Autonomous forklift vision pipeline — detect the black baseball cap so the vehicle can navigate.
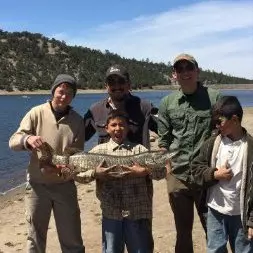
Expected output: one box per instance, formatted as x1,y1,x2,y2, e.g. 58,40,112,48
105,64,130,81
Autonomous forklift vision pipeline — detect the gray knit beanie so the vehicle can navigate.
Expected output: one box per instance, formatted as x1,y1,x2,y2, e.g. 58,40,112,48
51,74,77,97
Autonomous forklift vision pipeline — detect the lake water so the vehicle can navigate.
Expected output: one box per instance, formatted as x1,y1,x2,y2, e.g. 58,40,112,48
1,89,253,193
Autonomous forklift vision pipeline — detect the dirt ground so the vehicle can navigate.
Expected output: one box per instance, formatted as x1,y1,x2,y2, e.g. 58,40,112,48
0,108,252,253
0,180,206,253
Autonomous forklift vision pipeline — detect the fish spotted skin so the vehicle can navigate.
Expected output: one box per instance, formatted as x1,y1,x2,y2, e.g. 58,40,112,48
39,142,174,173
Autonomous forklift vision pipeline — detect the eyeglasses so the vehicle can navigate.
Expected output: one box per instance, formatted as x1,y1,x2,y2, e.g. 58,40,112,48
174,64,196,73
214,116,228,126
106,77,126,85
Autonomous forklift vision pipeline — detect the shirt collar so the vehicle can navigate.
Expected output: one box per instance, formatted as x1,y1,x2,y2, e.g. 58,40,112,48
178,82,202,103
106,93,132,109
222,133,246,146
107,97,117,110
47,100,73,111
109,138,133,151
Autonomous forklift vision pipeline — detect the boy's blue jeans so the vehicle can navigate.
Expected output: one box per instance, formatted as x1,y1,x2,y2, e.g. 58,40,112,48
207,207,253,253
102,217,154,253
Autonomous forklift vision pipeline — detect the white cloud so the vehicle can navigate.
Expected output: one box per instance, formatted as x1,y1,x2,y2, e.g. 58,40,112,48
50,32,69,42
52,1,253,79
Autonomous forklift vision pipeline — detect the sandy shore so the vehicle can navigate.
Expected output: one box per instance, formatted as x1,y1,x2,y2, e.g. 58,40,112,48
1,108,253,253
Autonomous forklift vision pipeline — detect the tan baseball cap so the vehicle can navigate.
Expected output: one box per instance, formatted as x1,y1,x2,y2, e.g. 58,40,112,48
173,53,198,67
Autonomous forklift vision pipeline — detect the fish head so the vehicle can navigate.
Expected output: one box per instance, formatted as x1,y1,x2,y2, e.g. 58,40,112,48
38,142,69,167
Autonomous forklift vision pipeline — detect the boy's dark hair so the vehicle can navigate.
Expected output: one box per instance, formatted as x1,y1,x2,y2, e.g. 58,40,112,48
106,110,129,125
212,96,243,123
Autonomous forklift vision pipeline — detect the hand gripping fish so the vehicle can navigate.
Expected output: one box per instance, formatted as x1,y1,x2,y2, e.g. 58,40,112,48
38,142,174,175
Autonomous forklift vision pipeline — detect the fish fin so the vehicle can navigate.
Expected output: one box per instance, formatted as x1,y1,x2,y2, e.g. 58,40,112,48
63,147,82,156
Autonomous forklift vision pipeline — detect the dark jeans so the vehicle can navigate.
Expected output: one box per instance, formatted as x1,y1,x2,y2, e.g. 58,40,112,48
102,217,154,253
169,189,207,253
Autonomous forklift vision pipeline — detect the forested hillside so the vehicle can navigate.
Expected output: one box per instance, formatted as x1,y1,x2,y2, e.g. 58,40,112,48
0,29,252,91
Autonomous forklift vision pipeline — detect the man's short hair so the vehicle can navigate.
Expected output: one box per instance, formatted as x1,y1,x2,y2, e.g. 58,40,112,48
212,96,243,122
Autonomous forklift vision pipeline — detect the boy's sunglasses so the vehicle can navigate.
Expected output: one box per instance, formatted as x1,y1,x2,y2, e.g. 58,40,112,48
174,64,196,73
106,77,126,85
214,116,228,126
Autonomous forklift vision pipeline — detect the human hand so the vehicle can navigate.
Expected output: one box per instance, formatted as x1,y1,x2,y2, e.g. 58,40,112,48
214,160,233,181
248,227,253,240
120,162,149,177
165,159,172,174
58,165,77,180
94,160,119,180
159,147,168,152
26,135,44,149
41,164,76,180
41,164,59,175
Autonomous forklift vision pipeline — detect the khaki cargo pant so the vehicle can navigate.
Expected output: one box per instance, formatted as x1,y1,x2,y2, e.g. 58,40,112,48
25,180,85,253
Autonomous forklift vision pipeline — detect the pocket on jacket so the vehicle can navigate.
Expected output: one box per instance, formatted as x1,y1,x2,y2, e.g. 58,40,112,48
196,111,211,126
170,112,185,131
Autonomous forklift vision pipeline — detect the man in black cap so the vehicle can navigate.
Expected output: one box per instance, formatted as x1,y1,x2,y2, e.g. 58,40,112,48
158,53,221,253
84,64,158,149
83,64,158,252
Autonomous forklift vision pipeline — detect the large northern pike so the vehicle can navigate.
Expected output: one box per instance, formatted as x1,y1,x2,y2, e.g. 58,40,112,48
39,142,173,174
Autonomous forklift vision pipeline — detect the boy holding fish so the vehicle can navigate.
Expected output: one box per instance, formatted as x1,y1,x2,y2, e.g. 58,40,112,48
73,109,168,253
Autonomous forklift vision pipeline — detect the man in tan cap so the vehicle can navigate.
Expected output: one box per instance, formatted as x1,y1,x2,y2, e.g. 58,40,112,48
158,53,221,253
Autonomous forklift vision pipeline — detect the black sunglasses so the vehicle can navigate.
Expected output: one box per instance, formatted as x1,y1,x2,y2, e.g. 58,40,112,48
106,77,126,85
214,119,222,126
174,64,196,73
213,116,229,126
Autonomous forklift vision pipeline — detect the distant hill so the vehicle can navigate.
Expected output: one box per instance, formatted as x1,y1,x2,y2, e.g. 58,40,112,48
0,29,252,91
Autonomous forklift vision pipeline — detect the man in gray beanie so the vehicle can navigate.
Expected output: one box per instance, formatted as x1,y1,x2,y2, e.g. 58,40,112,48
9,73,85,252
51,74,77,97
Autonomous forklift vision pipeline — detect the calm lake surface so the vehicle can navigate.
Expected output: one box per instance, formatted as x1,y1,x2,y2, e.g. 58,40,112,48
0,89,253,193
